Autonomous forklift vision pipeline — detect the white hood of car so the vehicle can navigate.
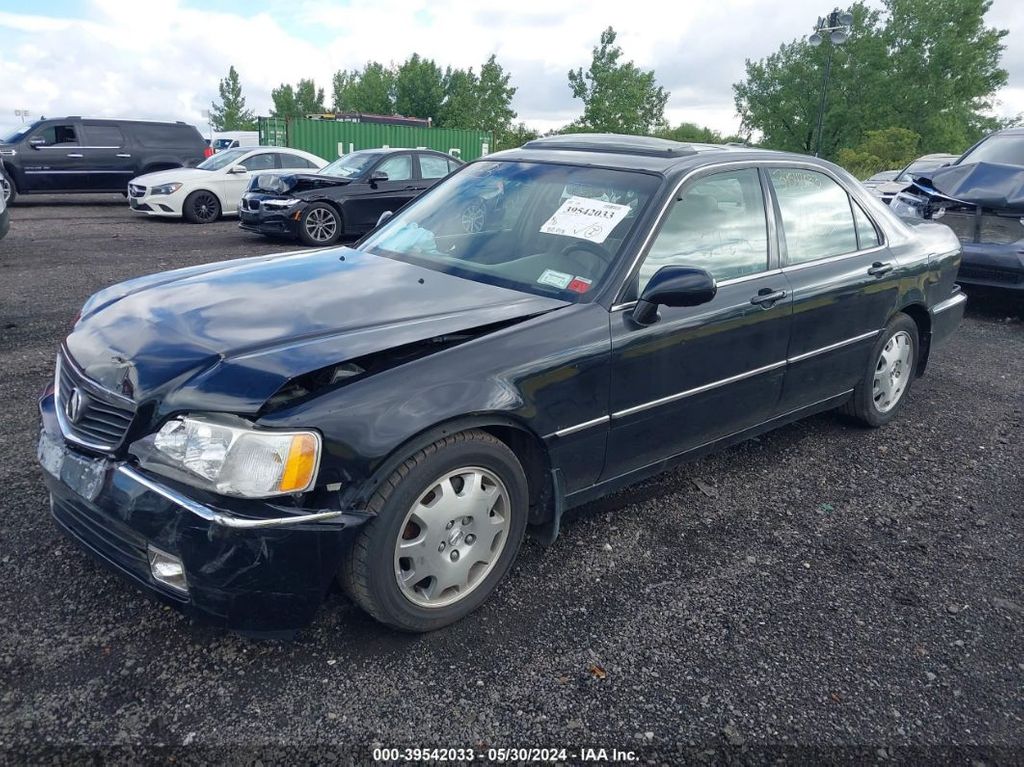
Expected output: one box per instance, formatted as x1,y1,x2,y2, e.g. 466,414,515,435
131,168,217,187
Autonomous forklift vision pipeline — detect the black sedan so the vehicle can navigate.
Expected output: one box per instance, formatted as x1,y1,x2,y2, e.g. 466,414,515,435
38,134,966,635
239,148,462,246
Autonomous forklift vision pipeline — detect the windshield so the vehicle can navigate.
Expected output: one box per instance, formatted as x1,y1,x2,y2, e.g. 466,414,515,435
2,125,32,144
360,161,660,301
320,151,381,178
958,135,1024,167
197,148,250,170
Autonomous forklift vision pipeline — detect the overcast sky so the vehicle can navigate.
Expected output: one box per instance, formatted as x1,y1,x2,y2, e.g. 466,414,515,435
1,0,1022,141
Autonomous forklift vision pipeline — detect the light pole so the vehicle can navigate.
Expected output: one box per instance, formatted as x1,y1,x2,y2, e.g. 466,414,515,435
809,9,852,157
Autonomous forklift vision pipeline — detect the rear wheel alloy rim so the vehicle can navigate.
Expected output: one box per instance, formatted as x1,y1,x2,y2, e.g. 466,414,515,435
1,176,10,203
394,467,510,608
872,330,913,413
192,192,218,222
461,202,485,233
304,208,337,242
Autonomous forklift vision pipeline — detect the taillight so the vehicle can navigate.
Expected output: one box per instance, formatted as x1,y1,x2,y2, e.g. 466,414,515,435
204,146,214,158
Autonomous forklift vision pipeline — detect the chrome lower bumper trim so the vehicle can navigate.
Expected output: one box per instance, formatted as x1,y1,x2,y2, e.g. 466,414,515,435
117,465,343,529
932,291,967,314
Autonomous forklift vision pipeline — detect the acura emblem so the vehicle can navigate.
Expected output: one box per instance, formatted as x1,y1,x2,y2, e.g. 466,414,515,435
66,387,85,424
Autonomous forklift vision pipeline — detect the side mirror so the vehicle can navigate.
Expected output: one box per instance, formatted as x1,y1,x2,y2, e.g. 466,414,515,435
376,210,394,228
369,170,389,185
632,265,717,326
229,164,248,175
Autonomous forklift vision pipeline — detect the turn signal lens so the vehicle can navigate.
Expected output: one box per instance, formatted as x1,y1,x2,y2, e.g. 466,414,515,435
279,433,319,493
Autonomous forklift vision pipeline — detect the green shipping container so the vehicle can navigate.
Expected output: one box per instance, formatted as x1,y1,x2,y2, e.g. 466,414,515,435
258,117,492,162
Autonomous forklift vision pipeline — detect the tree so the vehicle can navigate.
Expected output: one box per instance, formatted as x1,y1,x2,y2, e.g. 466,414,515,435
567,27,669,134
332,62,396,114
476,55,517,135
395,54,445,121
271,79,325,119
270,83,297,119
494,122,539,151
209,65,256,131
836,127,921,178
733,0,1008,159
438,67,480,128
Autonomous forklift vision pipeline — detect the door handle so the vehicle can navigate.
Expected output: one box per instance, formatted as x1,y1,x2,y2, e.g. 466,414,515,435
66,153,83,158
868,261,893,276
750,288,787,307
116,153,131,158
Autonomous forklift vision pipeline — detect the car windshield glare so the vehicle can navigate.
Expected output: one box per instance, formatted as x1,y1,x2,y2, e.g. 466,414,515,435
197,148,250,170
320,152,381,179
2,125,32,143
360,161,659,301
959,135,1024,166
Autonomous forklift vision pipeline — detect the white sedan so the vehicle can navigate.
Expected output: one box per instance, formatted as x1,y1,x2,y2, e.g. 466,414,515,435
127,147,327,224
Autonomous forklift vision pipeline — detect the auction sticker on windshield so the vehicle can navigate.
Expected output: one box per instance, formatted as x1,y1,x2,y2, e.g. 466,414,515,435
540,196,632,244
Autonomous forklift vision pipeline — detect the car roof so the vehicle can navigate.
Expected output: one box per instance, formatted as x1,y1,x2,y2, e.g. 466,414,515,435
490,133,827,175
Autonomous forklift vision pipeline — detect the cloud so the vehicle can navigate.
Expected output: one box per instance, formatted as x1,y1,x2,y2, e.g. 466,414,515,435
0,0,1021,139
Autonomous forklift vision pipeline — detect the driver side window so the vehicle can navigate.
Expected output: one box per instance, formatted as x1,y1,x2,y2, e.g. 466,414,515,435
638,168,769,293
375,154,412,182
242,153,276,172
34,124,79,146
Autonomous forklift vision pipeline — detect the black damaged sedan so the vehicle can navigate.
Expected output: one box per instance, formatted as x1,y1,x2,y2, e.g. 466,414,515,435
239,148,461,247
39,134,967,635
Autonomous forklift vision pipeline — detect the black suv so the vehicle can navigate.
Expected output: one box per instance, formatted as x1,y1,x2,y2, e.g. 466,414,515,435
0,117,207,204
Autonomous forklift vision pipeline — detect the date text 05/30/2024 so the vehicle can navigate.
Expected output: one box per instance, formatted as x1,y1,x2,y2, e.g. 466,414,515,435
372,747,639,762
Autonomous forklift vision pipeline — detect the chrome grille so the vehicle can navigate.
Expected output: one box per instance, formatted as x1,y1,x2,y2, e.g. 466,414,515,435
242,197,260,211
128,184,146,198
55,351,137,451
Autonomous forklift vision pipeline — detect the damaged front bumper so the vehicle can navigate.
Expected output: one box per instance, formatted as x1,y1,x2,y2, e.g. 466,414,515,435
38,388,371,635
958,243,1024,290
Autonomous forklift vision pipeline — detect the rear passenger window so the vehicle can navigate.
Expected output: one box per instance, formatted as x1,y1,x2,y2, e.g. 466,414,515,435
638,168,769,290
419,154,450,179
84,125,124,147
279,154,316,169
852,199,881,248
132,123,196,147
768,169,859,264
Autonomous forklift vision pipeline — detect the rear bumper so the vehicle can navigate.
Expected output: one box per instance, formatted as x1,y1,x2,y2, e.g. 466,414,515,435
957,243,1024,290
930,286,967,349
38,390,370,634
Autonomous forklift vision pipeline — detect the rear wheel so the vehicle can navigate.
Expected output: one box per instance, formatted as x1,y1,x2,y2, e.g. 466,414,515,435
843,313,919,427
182,190,221,224
1,171,16,205
342,430,529,632
297,202,342,246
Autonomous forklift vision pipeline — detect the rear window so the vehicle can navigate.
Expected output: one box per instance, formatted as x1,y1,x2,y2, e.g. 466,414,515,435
130,123,202,148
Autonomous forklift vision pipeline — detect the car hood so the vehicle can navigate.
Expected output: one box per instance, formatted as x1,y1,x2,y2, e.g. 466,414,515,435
131,168,217,186
65,247,567,414
248,172,353,196
918,161,1024,209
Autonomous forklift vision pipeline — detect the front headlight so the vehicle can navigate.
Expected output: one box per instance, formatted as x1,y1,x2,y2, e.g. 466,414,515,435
151,182,183,196
262,198,301,210
136,415,320,497
890,192,925,219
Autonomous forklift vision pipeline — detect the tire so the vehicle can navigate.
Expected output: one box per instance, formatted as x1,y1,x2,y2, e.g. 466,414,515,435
342,430,529,632
182,190,221,224
1,171,17,205
843,313,919,427
297,202,342,246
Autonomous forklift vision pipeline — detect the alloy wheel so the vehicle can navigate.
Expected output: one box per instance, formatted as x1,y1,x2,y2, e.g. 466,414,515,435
304,208,338,242
192,192,219,223
393,467,510,608
1,176,11,203
872,330,913,413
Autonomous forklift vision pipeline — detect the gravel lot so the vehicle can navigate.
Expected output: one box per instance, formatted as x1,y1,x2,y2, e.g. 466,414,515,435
1,197,1022,761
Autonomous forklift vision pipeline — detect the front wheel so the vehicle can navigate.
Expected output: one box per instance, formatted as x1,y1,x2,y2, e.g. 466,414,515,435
342,430,529,632
297,202,342,246
844,313,919,427
1,171,17,205
182,190,221,224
